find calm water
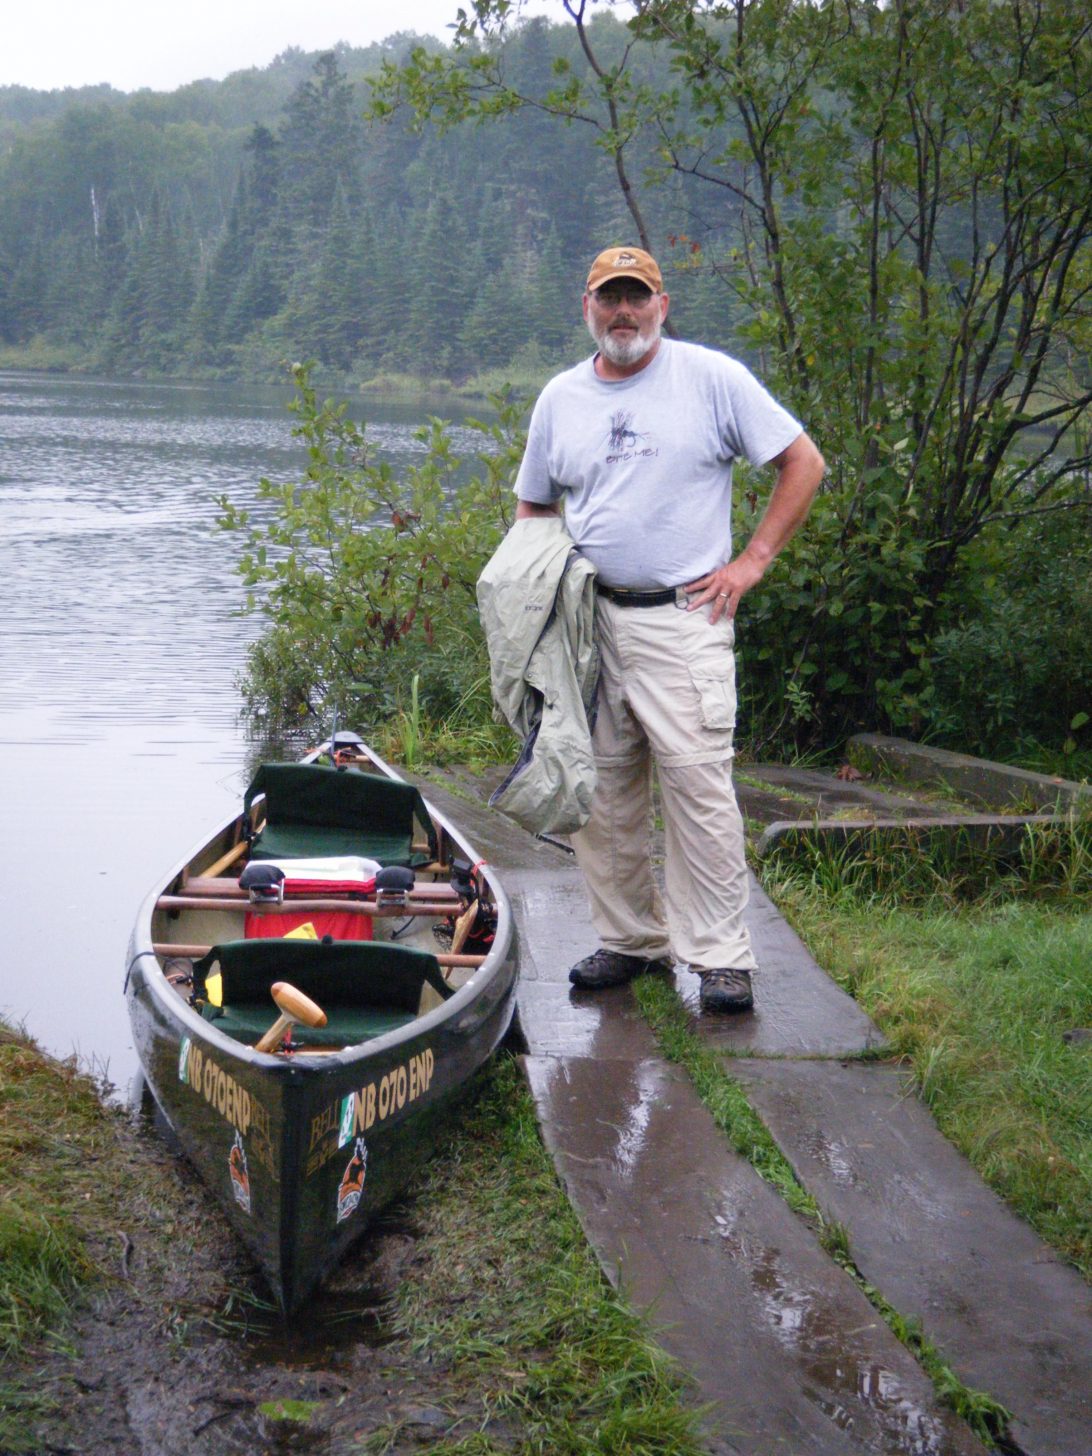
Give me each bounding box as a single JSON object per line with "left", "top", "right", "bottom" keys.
{"left": 0, "top": 370, "right": 473, "bottom": 1095}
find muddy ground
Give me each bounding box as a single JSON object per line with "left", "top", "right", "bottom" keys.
{"left": 21, "top": 1105, "right": 517, "bottom": 1456}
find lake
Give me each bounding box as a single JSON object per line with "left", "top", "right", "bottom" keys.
{"left": 0, "top": 370, "right": 476, "bottom": 1096}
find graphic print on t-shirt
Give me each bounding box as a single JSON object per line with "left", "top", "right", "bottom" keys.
{"left": 605, "top": 410, "right": 659, "bottom": 466}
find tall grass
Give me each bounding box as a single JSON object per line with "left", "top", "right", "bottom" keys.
{"left": 0, "top": 1034, "right": 99, "bottom": 1364}
{"left": 375, "top": 663, "right": 517, "bottom": 772}
{"left": 763, "top": 864, "right": 1092, "bottom": 1276}
{"left": 762, "top": 811, "right": 1092, "bottom": 907}
{"left": 0, "top": 1029, "right": 103, "bottom": 1450}
{"left": 0, "top": 1198, "right": 88, "bottom": 1359}
{"left": 397, "top": 672, "right": 422, "bottom": 770}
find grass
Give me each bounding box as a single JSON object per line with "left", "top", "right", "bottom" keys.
{"left": 765, "top": 877, "right": 1092, "bottom": 1276}
{"left": 1010, "top": 740, "right": 1092, "bottom": 783}
{"left": 361, "top": 1054, "right": 706, "bottom": 1456}
{"left": 374, "top": 712, "right": 515, "bottom": 776}
{"left": 0, "top": 338, "right": 86, "bottom": 372}
{"left": 0, "top": 1027, "right": 110, "bottom": 1448}
{"left": 761, "top": 811, "right": 1092, "bottom": 906}
{"left": 754, "top": 804, "right": 1091, "bottom": 1286}
{"left": 373, "top": 673, "right": 517, "bottom": 774}
{"left": 632, "top": 977, "right": 820, "bottom": 1222}
{"left": 0, "top": 1030, "right": 101, "bottom": 1360}
{"left": 397, "top": 672, "right": 422, "bottom": 770}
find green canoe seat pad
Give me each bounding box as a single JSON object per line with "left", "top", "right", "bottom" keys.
{"left": 193, "top": 938, "right": 452, "bottom": 1048}
{"left": 243, "top": 762, "right": 438, "bottom": 867}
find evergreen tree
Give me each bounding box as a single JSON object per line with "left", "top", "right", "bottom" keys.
{"left": 191, "top": 126, "right": 283, "bottom": 362}
{"left": 104, "top": 192, "right": 194, "bottom": 368}
{"left": 92, "top": 197, "right": 129, "bottom": 332}
{"left": 533, "top": 224, "right": 576, "bottom": 355}
{"left": 366, "top": 205, "right": 409, "bottom": 373}
{"left": 0, "top": 244, "right": 15, "bottom": 343}
{"left": 291, "top": 186, "right": 372, "bottom": 369}
{"left": 401, "top": 187, "right": 476, "bottom": 378}
{"left": 224, "top": 244, "right": 284, "bottom": 343}
{"left": 279, "top": 53, "right": 361, "bottom": 232}
{"left": 42, "top": 233, "right": 95, "bottom": 343}
{"left": 0, "top": 22, "right": 739, "bottom": 378}
{"left": 4, "top": 234, "right": 49, "bottom": 341}
{"left": 245, "top": 123, "right": 281, "bottom": 217}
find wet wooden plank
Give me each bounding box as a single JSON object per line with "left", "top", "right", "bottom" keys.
{"left": 733, "top": 1059, "right": 1092, "bottom": 1456}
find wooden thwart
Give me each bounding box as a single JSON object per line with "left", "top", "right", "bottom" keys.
{"left": 152, "top": 942, "right": 485, "bottom": 968}
{"left": 450, "top": 899, "right": 478, "bottom": 956}
{"left": 180, "top": 877, "right": 459, "bottom": 902}
{"left": 201, "top": 823, "right": 263, "bottom": 880}
{"left": 157, "top": 894, "right": 455, "bottom": 917}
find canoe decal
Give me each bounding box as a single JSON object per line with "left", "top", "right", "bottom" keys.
{"left": 336, "top": 1138, "right": 368, "bottom": 1223}
{"left": 306, "top": 1048, "right": 437, "bottom": 1179}
{"left": 178, "top": 1037, "right": 252, "bottom": 1132}
{"left": 178, "top": 1037, "right": 276, "bottom": 1177}
{"left": 229, "top": 1130, "right": 252, "bottom": 1215}
{"left": 338, "top": 1048, "right": 436, "bottom": 1147}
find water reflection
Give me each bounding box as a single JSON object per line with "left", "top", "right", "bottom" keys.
{"left": 747, "top": 1244, "right": 949, "bottom": 1454}
{"left": 0, "top": 370, "right": 472, "bottom": 1091}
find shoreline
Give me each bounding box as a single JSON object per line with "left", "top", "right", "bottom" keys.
{"left": 0, "top": 348, "right": 552, "bottom": 408}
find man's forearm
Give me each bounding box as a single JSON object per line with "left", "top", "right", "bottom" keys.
{"left": 684, "top": 430, "right": 825, "bottom": 620}
{"left": 737, "top": 432, "right": 825, "bottom": 572}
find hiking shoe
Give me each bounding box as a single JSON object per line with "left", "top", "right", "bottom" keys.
{"left": 569, "top": 948, "right": 673, "bottom": 989}
{"left": 698, "top": 967, "right": 754, "bottom": 1013}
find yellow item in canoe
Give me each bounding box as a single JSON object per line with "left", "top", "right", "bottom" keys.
{"left": 206, "top": 925, "right": 317, "bottom": 1008}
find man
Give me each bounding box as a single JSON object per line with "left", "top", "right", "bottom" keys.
{"left": 513, "top": 245, "right": 825, "bottom": 1012}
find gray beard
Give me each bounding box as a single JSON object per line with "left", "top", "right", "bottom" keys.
{"left": 588, "top": 313, "right": 662, "bottom": 367}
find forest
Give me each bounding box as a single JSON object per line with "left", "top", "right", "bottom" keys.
{"left": 0, "top": 20, "right": 734, "bottom": 383}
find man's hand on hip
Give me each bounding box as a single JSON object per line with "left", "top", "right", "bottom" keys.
{"left": 685, "top": 551, "right": 769, "bottom": 623}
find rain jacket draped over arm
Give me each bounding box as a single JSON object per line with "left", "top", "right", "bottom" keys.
{"left": 476, "top": 517, "right": 599, "bottom": 835}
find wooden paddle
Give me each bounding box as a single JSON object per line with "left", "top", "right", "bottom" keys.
{"left": 202, "top": 818, "right": 264, "bottom": 880}
{"left": 450, "top": 899, "right": 479, "bottom": 956}
{"left": 254, "top": 981, "right": 327, "bottom": 1055}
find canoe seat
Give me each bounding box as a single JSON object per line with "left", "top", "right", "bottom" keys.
{"left": 193, "top": 939, "right": 452, "bottom": 1049}
{"left": 243, "top": 763, "right": 438, "bottom": 867}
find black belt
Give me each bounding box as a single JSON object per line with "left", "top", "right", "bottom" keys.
{"left": 596, "top": 582, "right": 681, "bottom": 608}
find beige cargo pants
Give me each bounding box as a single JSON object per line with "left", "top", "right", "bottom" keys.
{"left": 570, "top": 593, "right": 756, "bottom": 972}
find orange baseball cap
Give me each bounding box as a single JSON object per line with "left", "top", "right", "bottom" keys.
{"left": 586, "top": 245, "right": 663, "bottom": 293}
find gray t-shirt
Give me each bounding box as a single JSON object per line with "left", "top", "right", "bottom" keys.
{"left": 514, "top": 337, "right": 801, "bottom": 589}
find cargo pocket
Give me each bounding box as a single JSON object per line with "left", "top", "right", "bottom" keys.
{"left": 688, "top": 664, "right": 736, "bottom": 733}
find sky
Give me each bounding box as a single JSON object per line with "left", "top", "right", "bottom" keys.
{"left": 1, "top": 1, "right": 553, "bottom": 94}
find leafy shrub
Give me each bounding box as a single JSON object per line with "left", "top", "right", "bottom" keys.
{"left": 928, "top": 509, "right": 1092, "bottom": 764}
{"left": 219, "top": 364, "right": 525, "bottom": 743}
